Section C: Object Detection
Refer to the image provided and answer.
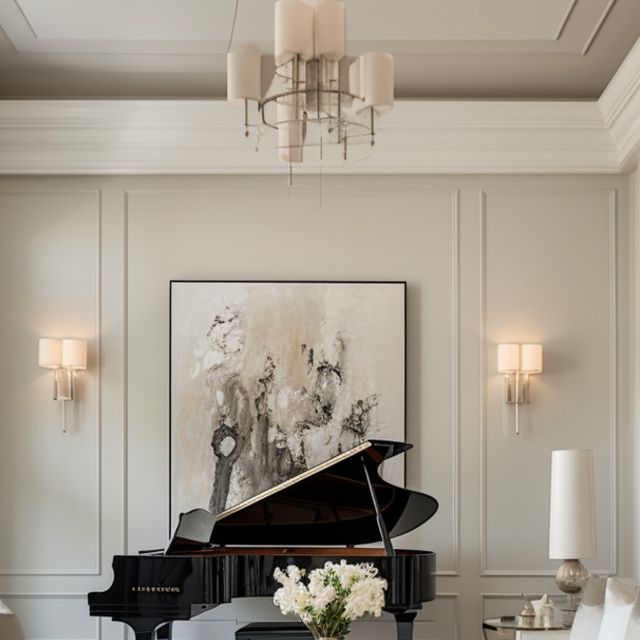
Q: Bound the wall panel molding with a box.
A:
[124,184,462,575]
[435,189,461,577]
[581,0,618,55]
[479,187,618,577]
[0,188,102,577]
[0,174,630,640]
[0,592,100,640]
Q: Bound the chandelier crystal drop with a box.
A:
[226,0,394,180]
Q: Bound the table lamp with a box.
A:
[549,449,596,594]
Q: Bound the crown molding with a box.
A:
[599,37,640,172]
[0,38,639,175]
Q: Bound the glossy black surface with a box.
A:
[236,622,312,639]
[88,439,438,640]
[89,551,436,617]
[210,440,438,546]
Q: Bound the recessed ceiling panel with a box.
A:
[17,0,574,42]
[1,0,639,99]
[344,0,576,41]
[15,0,238,40]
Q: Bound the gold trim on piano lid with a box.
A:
[216,440,374,521]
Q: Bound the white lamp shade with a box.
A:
[315,0,345,60]
[521,343,543,373]
[227,49,262,107]
[38,338,62,369]
[497,343,520,373]
[359,51,394,114]
[549,449,596,560]
[277,103,303,163]
[349,58,362,97]
[275,0,314,65]
[62,339,87,370]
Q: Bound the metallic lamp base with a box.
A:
[555,559,590,594]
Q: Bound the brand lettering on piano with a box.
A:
[131,586,181,593]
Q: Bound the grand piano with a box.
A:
[88,440,439,640]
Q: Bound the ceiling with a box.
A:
[0,0,639,100]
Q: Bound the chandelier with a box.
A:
[226,0,394,179]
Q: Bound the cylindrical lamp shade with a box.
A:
[39,338,62,369]
[359,51,394,114]
[497,343,520,373]
[277,103,303,163]
[62,339,87,370]
[315,0,345,61]
[521,343,543,373]
[549,449,596,560]
[227,49,262,107]
[275,0,314,65]
[349,58,362,98]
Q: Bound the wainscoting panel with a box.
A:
[1,594,98,640]
[0,174,632,640]
[481,188,617,576]
[0,189,101,577]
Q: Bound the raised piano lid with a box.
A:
[167,439,438,551]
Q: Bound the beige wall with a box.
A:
[0,174,634,640]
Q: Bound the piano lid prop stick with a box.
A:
[361,456,396,557]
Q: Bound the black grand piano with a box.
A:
[88,440,438,640]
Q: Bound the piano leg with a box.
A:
[116,618,170,640]
[394,611,417,640]
[156,622,173,640]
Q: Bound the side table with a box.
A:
[483,617,571,640]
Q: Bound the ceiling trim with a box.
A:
[11,0,38,40]
[0,22,17,52]
[0,37,639,176]
[555,0,579,41]
[599,35,640,168]
[581,0,618,54]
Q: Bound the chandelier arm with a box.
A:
[261,88,358,107]
[260,102,279,130]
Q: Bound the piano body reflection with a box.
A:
[88,440,439,640]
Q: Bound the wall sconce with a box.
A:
[38,338,87,433]
[497,343,543,435]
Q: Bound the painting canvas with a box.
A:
[170,281,405,527]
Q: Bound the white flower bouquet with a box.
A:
[273,560,388,640]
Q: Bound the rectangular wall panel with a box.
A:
[1,595,97,639]
[0,189,100,576]
[481,188,616,576]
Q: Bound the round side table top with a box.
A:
[483,616,571,631]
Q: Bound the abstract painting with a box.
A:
[170,281,405,526]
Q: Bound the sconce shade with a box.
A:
[497,343,543,374]
[497,343,520,373]
[521,343,543,373]
[38,338,62,368]
[62,339,87,370]
[226,48,262,107]
[549,449,596,560]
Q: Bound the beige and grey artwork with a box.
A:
[170,281,405,525]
